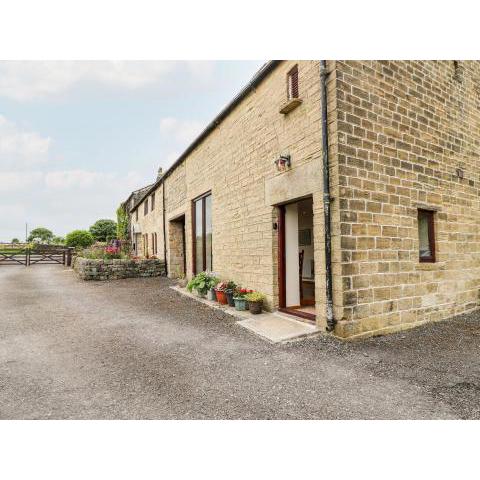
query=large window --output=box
[192,192,212,273]
[418,209,435,262]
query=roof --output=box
[130,60,281,212]
[124,184,154,212]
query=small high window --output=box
[287,65,299,100]
[418,209,435,262]
[144,199,148,216]
[135,209,138,221]
[151,192,155,211]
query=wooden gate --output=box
[0,244,73,267]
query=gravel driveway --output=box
[1,266,479,419]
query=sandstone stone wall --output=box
[333,60,480,337]
[164,60,328,315]
[73,257,166,281]
[134,188,164,259]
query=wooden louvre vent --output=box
[280,64,302,114]
[287,65,299,99]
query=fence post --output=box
[66,248,72,267]
[26,247,30,267]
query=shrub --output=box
[66,230,95,249]
[244,292,266,303]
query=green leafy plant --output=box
[244,292,266,303]
[89,219,117,242]
[11,238,20,244]
[65,230,95,249]
[116,204,129,240]
[187,272,219,295]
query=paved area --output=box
[1,266,479,419]
[172,285,322,343]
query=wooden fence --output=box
[0,243,73,267]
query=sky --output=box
[0,61,264,242]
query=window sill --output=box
[279,98,302,114]
[416,261,445,271]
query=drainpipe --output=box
[320,60,336,332]
[162,182,168,276]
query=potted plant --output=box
[215,281,229,305]
[187,272,218,298]
[207,287,216,301]
[233,288,252,311]
[244,291,266,314]
[225,280,237,307]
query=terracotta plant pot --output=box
[248,300,263,314]
[207,288,216,301]
[233,297,248,311]
[226,289,235,307]
[215,289,228,305]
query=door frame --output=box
[277,199,316,322]
[192,191,212,275]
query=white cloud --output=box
[44,169,143,191]
[0,168,148,241]
[0,61,214,101]
[0,171,43,192]
[159,117,205,145]
[0,115,51,167]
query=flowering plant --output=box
[215,281,229,292]
[234,287,253,298]
[104,245,121,259]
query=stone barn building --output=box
[128,60,480,339]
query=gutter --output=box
[320,60,336,332]
[162,183,168,276]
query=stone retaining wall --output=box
[73,257,166,281]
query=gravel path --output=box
[1,266,479,419]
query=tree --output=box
[11,238,20,244]
[52,236,65,245]
[27,227,54,244]
[89,219,117,242]
[65,230,94,249]
[116,204,128,240]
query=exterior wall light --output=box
[274,154,291,172]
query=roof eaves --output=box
[131,60,281,211]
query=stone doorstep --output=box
[170,286,323,344]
